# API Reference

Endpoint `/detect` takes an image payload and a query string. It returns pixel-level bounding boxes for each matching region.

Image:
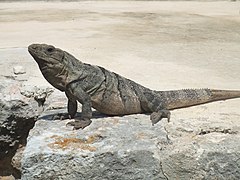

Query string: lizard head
[28,43,67,91]
[28,44,64,67]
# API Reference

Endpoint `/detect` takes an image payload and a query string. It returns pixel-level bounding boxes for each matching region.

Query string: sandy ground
[0,1,240,126]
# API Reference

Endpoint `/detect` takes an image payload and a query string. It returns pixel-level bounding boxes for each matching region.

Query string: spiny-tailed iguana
[28,44,240,129]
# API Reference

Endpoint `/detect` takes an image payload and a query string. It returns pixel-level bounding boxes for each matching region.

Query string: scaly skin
[28,44,240,129]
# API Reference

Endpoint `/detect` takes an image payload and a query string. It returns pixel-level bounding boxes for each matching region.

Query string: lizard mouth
[28,44,52,64]
[28,45,44,62]
[28,44,39,55]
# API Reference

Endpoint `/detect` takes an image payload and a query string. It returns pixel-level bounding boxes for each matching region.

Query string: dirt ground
[0,1,240,126]
[0,1,240,89]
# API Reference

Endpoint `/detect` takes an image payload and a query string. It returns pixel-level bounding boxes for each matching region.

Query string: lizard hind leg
[150,109,171,126]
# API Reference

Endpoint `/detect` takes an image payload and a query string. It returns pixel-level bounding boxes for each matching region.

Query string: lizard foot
[66,118,92,130]
[150,109,171,126]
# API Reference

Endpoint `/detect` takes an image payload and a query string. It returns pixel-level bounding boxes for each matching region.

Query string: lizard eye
[47,47,54,53]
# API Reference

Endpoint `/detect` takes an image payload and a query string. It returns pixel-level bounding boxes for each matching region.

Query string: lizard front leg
[65,81,92,129]
[68,99,77,118]
[51,99,77,121]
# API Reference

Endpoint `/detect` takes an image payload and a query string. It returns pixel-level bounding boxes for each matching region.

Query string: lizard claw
[66,119,92,130]
[150,109,171,126]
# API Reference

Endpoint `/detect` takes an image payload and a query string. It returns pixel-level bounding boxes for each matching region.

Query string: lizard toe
[66,119,92,130]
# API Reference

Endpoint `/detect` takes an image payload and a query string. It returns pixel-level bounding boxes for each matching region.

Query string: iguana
[28,44,240,129]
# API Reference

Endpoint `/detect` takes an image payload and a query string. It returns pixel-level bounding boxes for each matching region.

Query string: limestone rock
[21,105,240,179]
[0,175,15,180]
[11,146,25,172]
[0,79,53,177]
[13,66,26,75]
[21,114,169,180]
[160,131,240,179]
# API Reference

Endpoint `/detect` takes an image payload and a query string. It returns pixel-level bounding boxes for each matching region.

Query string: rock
[0,175,15,180]
[21,105,240,179]
[13,66,26,75]
[20,84,54,107]
[11,146,25,172]
[160,132,240,179]
[21,114,169,180]
[0,79,53,177]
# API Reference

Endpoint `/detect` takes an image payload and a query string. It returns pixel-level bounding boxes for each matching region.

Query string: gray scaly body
[28,44,240,129]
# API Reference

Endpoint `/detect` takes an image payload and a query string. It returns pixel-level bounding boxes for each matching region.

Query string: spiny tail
[160,89,240,110]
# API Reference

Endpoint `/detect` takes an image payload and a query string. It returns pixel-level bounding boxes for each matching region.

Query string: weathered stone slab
[0,79,53,177]
[21,115,169,180]
[21,108,240,179]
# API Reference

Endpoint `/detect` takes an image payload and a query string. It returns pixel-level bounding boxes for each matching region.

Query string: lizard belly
[91,91,142,115]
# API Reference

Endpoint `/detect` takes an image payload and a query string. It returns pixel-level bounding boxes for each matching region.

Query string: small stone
[12,146,25,171]
[13,66,26,75]
[0,175,15,180]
